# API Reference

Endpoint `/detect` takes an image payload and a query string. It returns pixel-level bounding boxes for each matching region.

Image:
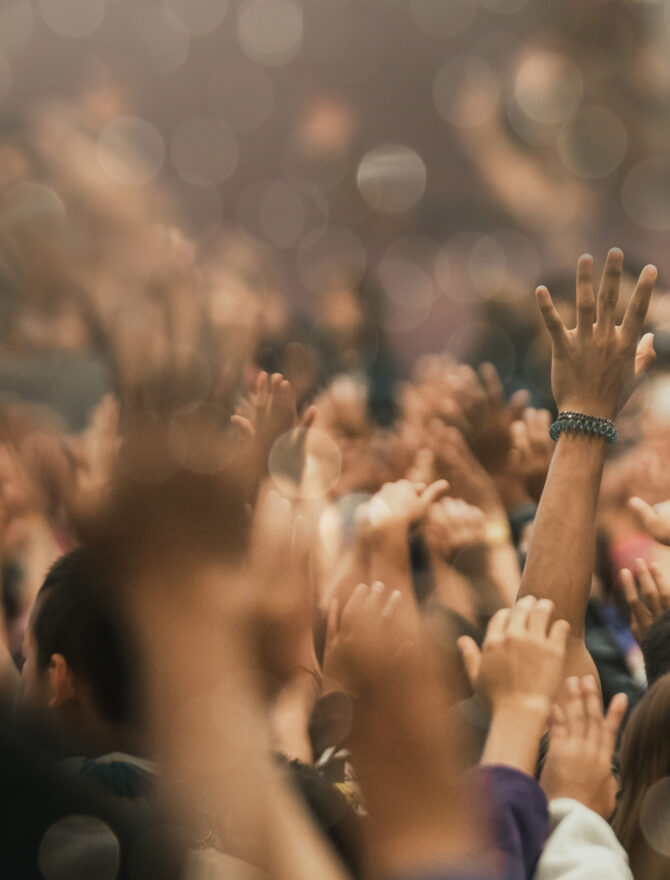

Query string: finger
[548,618,570,654]
[485,607,511,639]
[549,703,568,740]
[635,558,663,618]
[479,363,503,407]
[509,388,530,421]
[231,414,256,439]
[603,692,628,749]
[575,253,596,336]
[527,597,556,637]
[563,676,586,739]
[634,332,656,380]
[650,562,670,610]
[326,598,340,645]
[536,286,568,349]
[507,594,537,634]
[622,263,657,343]
[340,582,369,632]
[457,636,482,690]
[595,247,623,329]
[421,479,450,510]
[362,580,386,614]
[301,405,317,429]
[381,589,403,621]
[628,496,670,544]
[581,674,604,746]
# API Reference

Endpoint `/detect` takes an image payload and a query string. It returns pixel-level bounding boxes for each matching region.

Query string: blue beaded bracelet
[549,411,618,445]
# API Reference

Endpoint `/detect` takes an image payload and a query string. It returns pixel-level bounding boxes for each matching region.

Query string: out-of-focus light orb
[356,144,426,213]
[39,0,106,38]
[206,61,274,133]
[163,0,229,35]
[640,777,670,856]
[97,117,165,186]
[622,157,670,230]
[410,0,474,37]
[377,258,434,332]
[38,815,120,880]
[269,428,342,500]
[480,0,530,13]
[0,2,34,54]
[558,106,628,179]
[1,181,66,232]
[237,0,303,67]
[433,56,500,128]
[513,51,582,125]
[171,117,238,187]
[133,7,190,76]
[259,181,305,248]
[297,225,366,291]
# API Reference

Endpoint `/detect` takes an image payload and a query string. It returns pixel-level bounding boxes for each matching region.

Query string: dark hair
[641,609,670,687]
[33,549,136,727]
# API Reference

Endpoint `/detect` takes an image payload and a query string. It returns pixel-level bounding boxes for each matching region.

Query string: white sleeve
[532,798,633,880]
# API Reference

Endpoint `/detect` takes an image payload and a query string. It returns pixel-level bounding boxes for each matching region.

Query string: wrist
[557,400,617,421]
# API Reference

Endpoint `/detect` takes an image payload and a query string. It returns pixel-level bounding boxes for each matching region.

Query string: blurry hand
[508,407,554,502]
[620,559,670,642]
[355,478,449,544]
[541,676,627,819]
[423,497,486,561]
[628,496,670,546]
[458,595,570,715]
[536,249,656,420]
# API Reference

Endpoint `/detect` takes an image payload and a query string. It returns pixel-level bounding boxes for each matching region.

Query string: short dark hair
[641,608,670,687]
[33,549,136,727]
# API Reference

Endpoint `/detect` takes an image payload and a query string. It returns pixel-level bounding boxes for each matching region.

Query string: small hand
[423,497,486,561]
[619,558,670,642]
[540,676,627,819]
[355,478,449,544]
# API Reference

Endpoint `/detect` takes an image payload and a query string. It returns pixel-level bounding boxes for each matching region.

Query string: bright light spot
[39,0,106,38]
[433,55,500,128]
[38,815,120,880]
[558,106,628,179]
[133,7,190,76]
[640,777,670,856]
[514,51,582,125]
[98,117,165,186]
[356,144,426,213]
[171,117,238,187]
[237,0,303,67]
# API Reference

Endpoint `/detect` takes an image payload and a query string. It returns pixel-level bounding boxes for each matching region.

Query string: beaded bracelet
[549,411,618,445]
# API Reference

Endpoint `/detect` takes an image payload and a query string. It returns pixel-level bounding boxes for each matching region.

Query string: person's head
[20,548,137,750]
[612,674,670,879]
[641,609,670,687]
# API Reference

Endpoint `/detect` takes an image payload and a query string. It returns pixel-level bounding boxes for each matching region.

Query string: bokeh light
[171,117,238,187]
[237,0,303,67]
[38,815,120,880]
[163,0,229,36]
[640,776,670,857]
[513,50,582,125]
[39,0,106,39]
[356,144,427,213]
[98,117,165,186]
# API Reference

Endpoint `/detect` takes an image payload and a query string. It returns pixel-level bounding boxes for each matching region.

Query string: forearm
[481,702,548,777]
[519,434,606,635]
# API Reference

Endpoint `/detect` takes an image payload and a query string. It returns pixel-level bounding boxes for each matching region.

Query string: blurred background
[1,0,670,426]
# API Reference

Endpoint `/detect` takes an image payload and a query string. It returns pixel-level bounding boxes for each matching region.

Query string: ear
[47,654,76,709]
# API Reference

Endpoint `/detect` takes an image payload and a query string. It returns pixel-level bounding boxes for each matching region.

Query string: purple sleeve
[477,765,550,879]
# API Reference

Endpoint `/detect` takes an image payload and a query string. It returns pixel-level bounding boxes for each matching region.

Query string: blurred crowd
[5,89,670,880]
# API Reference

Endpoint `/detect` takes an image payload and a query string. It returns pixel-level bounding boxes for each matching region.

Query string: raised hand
[508,407,554,502]
[536,249,656,420]
[628,496,670,546]
[458,595,570,716]
[620,559,670,642]
[541,676,627,819]
[355,478,449,545]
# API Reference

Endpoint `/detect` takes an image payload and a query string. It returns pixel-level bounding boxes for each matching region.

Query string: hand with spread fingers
[355,477,449,545]
[620,559,670,643]
[536,249,657,420]
[541,676,627,819]
[508,407,554,502]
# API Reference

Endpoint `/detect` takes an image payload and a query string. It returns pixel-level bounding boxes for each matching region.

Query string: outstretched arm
[518,249,657,681]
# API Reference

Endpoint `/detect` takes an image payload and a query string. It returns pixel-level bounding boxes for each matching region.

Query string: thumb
[457,635,481,690]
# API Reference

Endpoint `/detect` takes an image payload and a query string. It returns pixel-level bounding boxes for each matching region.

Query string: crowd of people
[4,99,670,880]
